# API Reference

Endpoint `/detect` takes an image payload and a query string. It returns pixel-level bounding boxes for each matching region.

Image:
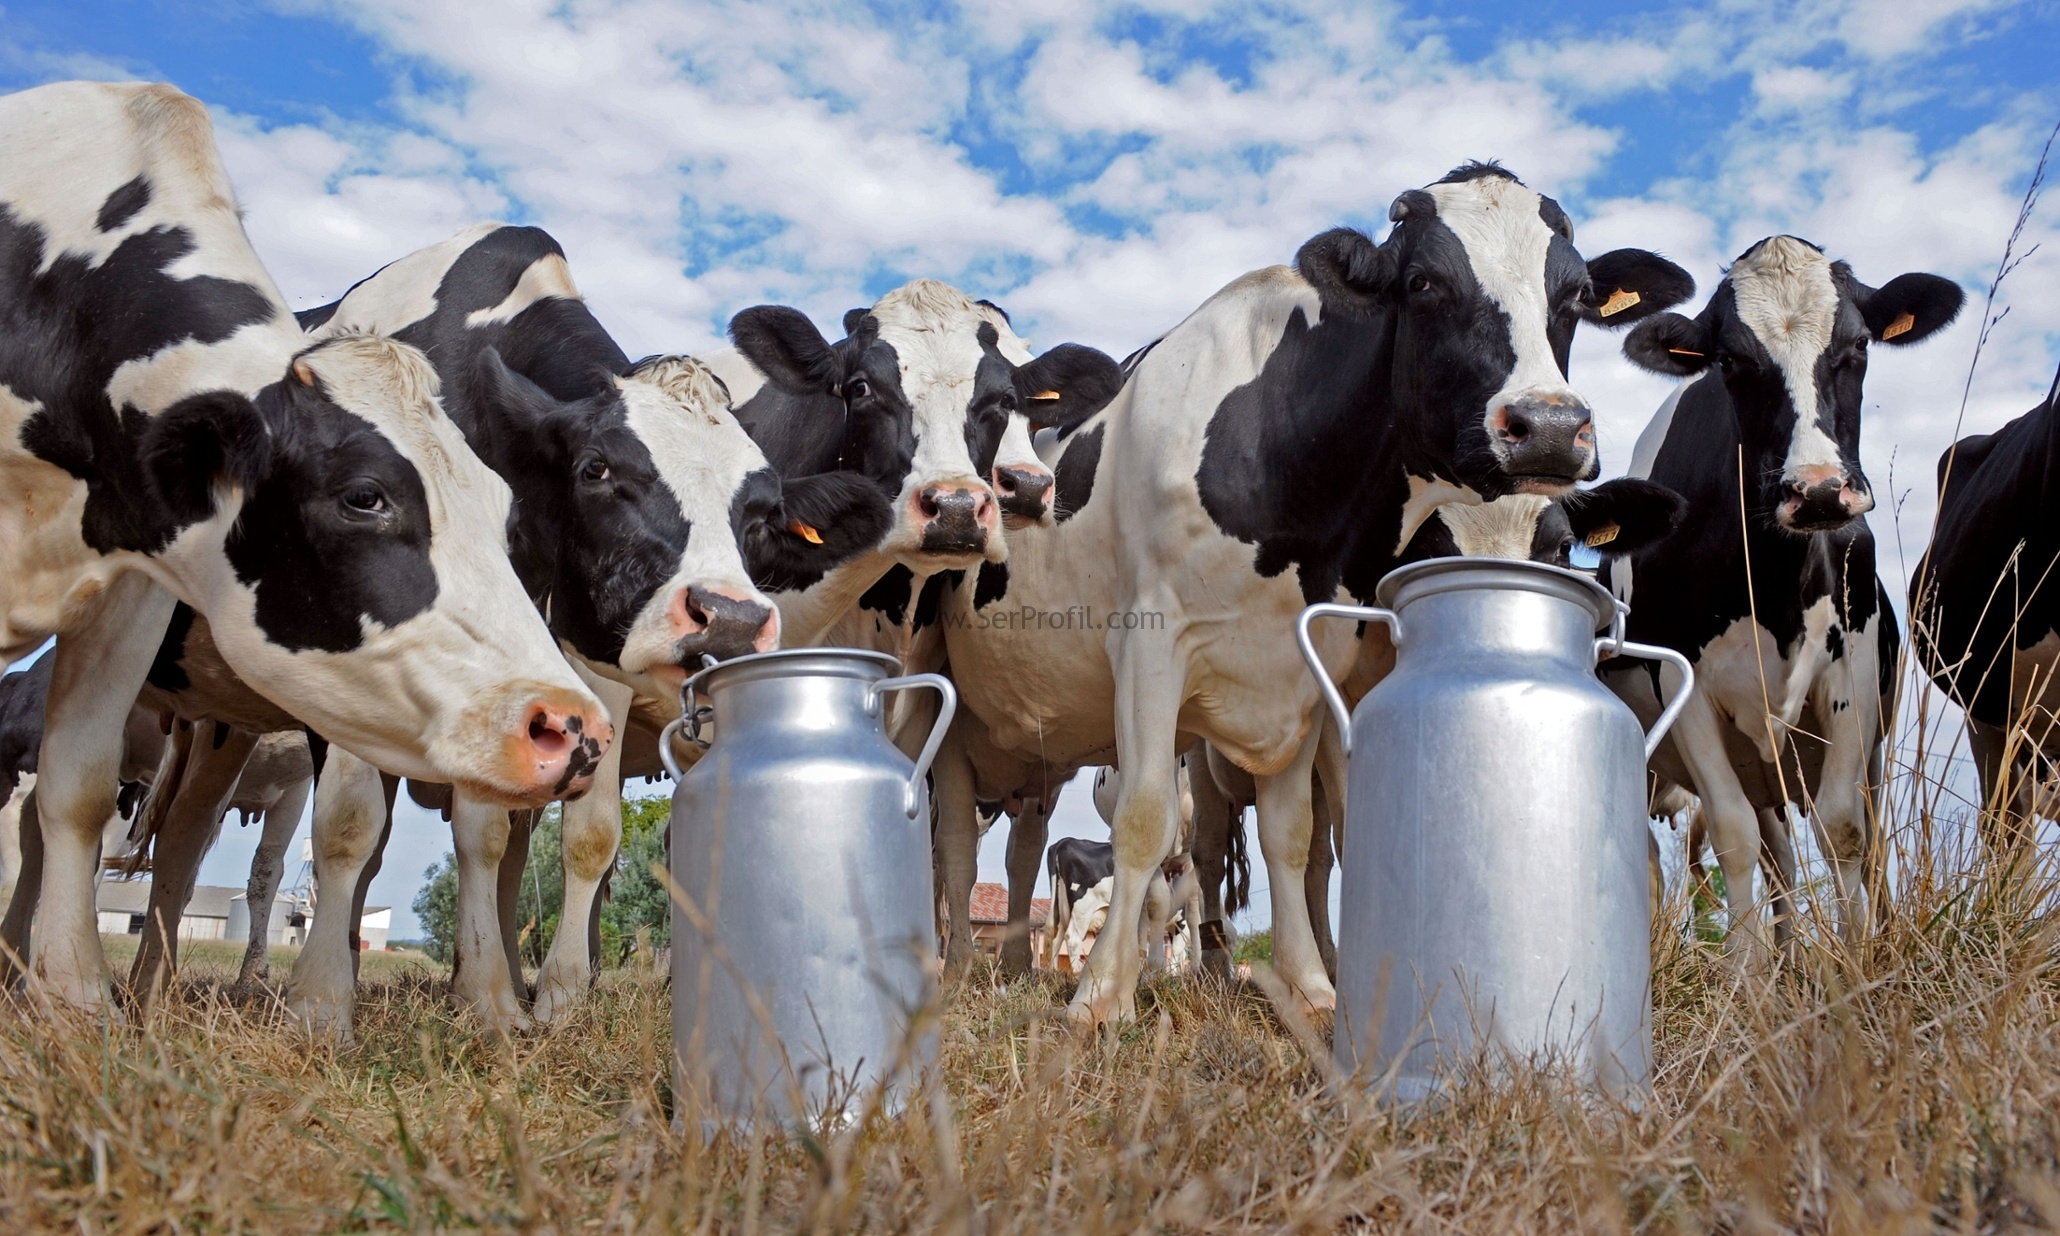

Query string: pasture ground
[3,859,2060,1232]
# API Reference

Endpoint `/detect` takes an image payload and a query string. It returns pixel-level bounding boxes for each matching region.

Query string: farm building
[94,879,390,950]
[966,882,1049,963]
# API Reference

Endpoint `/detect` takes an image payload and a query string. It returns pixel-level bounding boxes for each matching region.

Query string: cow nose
[1780,470,1872,529]
[670,584,780,660]
[1493,397,1595,488]
[993,464,1055,527]
[915,484,994,553]
[518,690,613,800]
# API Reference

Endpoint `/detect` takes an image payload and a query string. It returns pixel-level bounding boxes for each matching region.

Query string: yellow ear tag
[1881,311,1916,340]
[1584,522,1620,548]
[788,520,824,544]
[1597,288,1642,317]
[1029,390,1063,401]
[292,357,317,386]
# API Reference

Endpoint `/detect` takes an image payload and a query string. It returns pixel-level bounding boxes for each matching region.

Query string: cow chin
[430,682,614,807]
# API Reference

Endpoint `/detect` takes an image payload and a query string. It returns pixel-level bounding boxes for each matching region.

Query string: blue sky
[5,0,2059,934]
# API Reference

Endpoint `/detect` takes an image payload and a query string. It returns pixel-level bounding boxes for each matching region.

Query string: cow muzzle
[1778,467,1873,531]
[1491,396,1596,492]
[993,464,1055,529]
[913,484,996,555]
[495,686,614,804]
[669,584,780,663]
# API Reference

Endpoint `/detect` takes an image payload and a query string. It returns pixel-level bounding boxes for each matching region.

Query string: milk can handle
[1295,603,1401,757]
[1595,637,1696,760]
[868,674,959,819]
[657,716,689,781]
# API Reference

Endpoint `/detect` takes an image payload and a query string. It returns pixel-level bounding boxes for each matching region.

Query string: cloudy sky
[5,0,2058,935]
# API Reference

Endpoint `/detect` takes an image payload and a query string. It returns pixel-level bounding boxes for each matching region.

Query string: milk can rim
[685,646,905,694]
[1373,557,1616,632]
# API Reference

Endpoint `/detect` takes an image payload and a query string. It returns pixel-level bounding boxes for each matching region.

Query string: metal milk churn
[658,648,955,1128]
[1296,558,1692,1100]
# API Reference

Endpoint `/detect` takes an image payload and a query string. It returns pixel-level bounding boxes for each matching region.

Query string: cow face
[1623,236,1962,532]
[1298,164,1694,499]
[149,334,611,805]
[731,281,1120,564]
[1401,477,1685,568]
[470,350,892,693]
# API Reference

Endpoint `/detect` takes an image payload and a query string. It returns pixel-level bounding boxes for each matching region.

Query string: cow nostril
[1500,409,1531,443]
[528,710,570,758]
[995,470,1018,494]
[919,488,942,519]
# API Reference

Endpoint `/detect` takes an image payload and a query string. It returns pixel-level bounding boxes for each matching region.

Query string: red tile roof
[969,882,1048,928]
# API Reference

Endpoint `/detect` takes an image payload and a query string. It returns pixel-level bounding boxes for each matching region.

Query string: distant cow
[1606,235,1960,945]
[0,80,610,1006]
[1912,365,2060,850]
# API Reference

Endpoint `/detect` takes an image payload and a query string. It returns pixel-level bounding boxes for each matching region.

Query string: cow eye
[846,377,872,401]
[341,484,388,516]
[579,457,611,483]
[1406,271,1432,295]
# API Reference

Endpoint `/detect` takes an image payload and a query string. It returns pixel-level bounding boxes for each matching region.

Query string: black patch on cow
[974,561,1010,609]
[1052,423,1103,523]
[734,468,894,594]
[859,564,915,628]
[0,206,277,555]
[222,376,440,653]
[1826,624,1845,660]
[1048,836,1115,906]
[146,603,200,693]
[913,571,950,631]
[96,176,152,233]
[0,656,54,804]
[295,298,342,331]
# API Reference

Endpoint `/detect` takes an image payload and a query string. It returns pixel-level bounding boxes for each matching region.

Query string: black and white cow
[1043,837,1113,974]
[938,163,1694,1023]
[1912,364,2060,848]
[1604,235,1960,945]
[0,82,611,1006]
[292,224,893,1026]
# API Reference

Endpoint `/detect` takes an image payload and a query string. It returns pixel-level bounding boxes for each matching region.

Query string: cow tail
[1225,812,1251,918]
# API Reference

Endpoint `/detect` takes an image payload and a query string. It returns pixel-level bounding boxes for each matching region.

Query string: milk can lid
[683,646,904,695]
[1374,557,1619,633]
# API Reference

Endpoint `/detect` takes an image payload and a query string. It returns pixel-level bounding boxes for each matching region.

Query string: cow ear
[1855,272,1963,346]
[471,346,571,459]
[1580,250,1696,327]
[1623,311,1713,376]
[730,306,841,395]
[1296,227,1397,309]
[1014,344,1124,431]
[1563,478,1685,558]
[143,390,273,523]
[741,472,893,590]
[842,307,870,336]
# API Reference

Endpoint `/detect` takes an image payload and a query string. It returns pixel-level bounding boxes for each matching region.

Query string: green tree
[410,856,458,964]
[512,806,565,969]
[602,793,672,964]
[1234,928,1273,964]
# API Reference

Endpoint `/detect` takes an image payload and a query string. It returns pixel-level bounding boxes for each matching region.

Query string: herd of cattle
[0,78,2053,1040]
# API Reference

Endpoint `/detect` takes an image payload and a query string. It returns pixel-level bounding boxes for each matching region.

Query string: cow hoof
[1065,977,1137,1029]
[287,992,356,1044]
[529,978,582,1026]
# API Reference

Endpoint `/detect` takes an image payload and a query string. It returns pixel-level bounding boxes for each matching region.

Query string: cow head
[468,349,893,694]
[731,281,1120,563]
[145,334,611,805]
[1298,163,1695,499]
[1623,235,1962,532]
[1401,477,1685,568]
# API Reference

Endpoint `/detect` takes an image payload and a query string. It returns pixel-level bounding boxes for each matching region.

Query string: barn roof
[95,879,240,920]
[968,882,1048,928]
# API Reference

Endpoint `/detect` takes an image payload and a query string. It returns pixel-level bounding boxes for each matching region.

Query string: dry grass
[2,850,2060,1235]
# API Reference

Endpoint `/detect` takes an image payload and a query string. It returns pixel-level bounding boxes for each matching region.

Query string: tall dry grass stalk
[3,817,2060,1235]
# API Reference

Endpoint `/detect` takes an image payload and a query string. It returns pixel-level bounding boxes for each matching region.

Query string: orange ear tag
[789,520,824,544]
[1881,311,1916,340]
[1597,289,1642,317]
[1584,523,1620,548]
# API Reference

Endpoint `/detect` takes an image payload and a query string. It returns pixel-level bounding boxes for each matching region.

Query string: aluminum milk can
[1297,558,1692,1100]
[659,648,955,1128]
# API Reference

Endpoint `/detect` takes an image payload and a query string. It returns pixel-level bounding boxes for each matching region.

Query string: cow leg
[346,784,396,985]
[132,724,257,1008]
[450,792,529,1030]
[1968,719,2031,863]
[1043,860,1070,974]
[32,575,177,1009]
[533,669,631,1023]
[1,786,43,973]
[235,773,311,991]
[285,749,392,1038]
[497,809,535,999]
[1809,662,1882,944]
[1186,755,1235,981]
[1071,645,1184,1027]
[1671,697,1767,956]
[0,772,31,918]
[1757,807,1798,951]
[1142,866,1172,973]
[1253,728,1335,1012]
[1303,779,1337,984]
[931,723,981,974]
[1000,798,1048,977]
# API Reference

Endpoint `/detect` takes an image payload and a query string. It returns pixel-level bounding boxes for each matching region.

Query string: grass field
[1,843,2059,1233]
